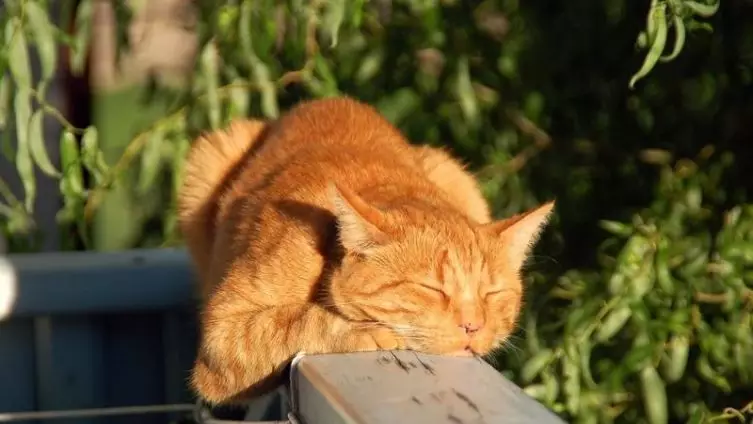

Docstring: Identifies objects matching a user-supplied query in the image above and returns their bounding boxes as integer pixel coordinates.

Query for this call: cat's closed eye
[483,287,512,298]
[408,280,448,299]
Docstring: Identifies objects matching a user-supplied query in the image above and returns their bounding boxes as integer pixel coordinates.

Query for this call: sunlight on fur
[177,96,554,405]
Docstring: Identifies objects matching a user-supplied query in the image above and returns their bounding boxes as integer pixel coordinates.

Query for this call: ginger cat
[178,96,554,405]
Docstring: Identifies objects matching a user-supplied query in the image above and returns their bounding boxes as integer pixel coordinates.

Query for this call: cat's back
[210,97,424,289]
[232,97,421,201]
[262,96,411,161]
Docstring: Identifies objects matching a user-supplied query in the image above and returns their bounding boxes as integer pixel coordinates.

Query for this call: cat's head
[327,183,554,357]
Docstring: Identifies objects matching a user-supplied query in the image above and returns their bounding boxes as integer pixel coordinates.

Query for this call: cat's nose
[460,322,482,334]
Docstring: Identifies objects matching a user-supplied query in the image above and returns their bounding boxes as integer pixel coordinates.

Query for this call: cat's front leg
[343,324,406,352]
[193,297,408,406]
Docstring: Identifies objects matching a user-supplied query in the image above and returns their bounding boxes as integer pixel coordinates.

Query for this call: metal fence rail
[0,249,565,424]
[0,248,194,319]
[288,351,565,424]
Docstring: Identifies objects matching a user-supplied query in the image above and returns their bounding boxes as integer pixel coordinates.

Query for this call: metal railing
[0,249,565,424]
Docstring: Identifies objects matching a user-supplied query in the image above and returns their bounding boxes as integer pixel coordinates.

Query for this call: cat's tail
[177,119,269,286]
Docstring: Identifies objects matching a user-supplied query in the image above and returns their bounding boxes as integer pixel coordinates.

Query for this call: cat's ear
[483,201,555,269]
[329,183,390,254]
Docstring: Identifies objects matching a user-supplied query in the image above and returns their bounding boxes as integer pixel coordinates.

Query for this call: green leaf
[239,0,255,57]
[14,88,35,212]
[25,1,58,82]
[1,122,14,162]
[521,349,554,383]
[600,220,634,237]
[696,355,732,392]
[579,340,597,388]
[217,4,239,36]
[684,0,720,17]
[58,130,85,226]
[60,130,84,196]
[522,384,548,400]
[71,0,93,76]
[171,137,190,195]
[80,126,99,163]
[322,0,346,48]
[630,264,655,299]
[646,0,660,44]
[734,339,753,384]
[563,352,581,415]
[641,365,668,424]
[137,130,164,195]
[661,334,689,383]
[5,204,33,235]
[355,50,384,84]
[595,305,632,342]
[80,126,104,183]
[229,78,250,117]
[708,333,732,368]
[616,234,653,273]
[239,0,278,119]
[686,408,705,424]
[659,15,686,63]
[541,371,560,405]
[630,3,669,89]
[566,300,601,335]
[349,0,367,27]
[200,41,221,129]
[59,147,89,244]
[376,88,421,125]
[256,65,279,119]
[685,20,714,33]
[655,237,674,293]
[6,18,32,88]
[311,55,340,97]
[28,110,60,177]
[623,343,656,371]
[0,76,10,129]
[523,91,545,122]
[455,56,479,126]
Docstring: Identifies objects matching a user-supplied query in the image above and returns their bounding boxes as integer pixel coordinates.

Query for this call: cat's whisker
[526,254,558,265]
[505,334,525,346]
[482,352,501,368]
[491,338,524,361]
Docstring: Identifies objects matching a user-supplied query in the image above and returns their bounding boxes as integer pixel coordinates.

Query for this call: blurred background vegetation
[1,0,752,423]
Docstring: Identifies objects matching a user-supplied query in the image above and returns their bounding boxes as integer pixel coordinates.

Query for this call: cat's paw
[348,326,404,352]
[369,327,405,351]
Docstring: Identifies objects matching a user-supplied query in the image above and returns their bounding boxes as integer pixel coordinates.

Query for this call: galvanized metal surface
[290,351,565,424]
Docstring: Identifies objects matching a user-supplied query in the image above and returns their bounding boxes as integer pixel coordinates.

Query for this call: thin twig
[29,87,84,134]
[694,289,753,305]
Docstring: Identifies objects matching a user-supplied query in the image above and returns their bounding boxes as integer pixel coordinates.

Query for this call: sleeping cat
[177,96,554,405]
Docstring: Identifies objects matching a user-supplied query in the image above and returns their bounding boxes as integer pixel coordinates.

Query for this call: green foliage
[0,0,96,239]
[1,0,752,423]
[629,0,720,88]
[505,150,753,423]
